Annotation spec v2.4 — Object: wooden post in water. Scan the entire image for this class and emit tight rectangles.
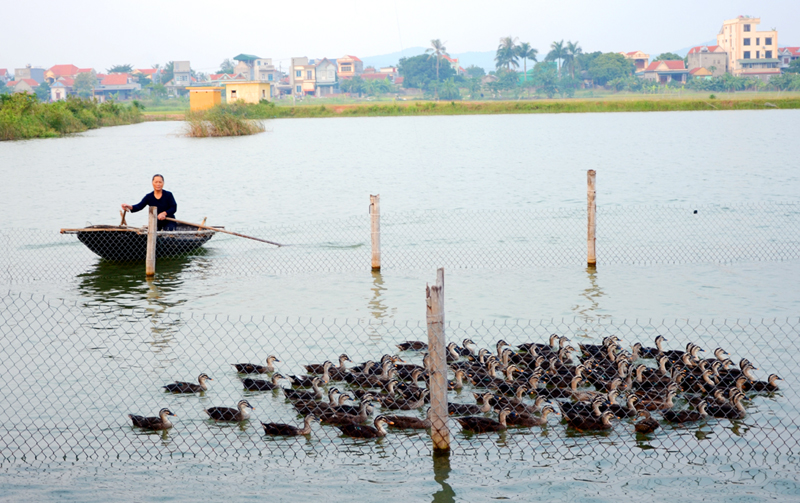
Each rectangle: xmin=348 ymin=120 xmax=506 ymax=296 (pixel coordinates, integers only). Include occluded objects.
xmin=370 ymin=194 xmax=381 ymax=271
xmin=145 ymin=206 xmax=157 ymax=276
xmin=587 ymin=170 xmax=597 ymax=267
xmin=426 ymin=267 xmax=449 ymax=454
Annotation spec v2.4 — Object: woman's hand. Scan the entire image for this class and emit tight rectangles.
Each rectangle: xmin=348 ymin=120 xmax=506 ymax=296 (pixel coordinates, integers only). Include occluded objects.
xmin=121 ymin=204 xmax=132 ymax=211
xmin=158 ymin=212 xmax=167 ymax=221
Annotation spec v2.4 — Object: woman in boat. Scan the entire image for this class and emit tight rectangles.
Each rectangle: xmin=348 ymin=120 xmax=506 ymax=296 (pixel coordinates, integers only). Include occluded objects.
xmin=122 ymin=174 xmax=177 ymax=231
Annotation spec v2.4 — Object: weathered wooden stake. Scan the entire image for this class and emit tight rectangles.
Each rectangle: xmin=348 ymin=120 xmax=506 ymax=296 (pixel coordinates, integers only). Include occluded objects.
xmin=145 ymin=206 xmax=157 ymax=276
xmin=587 ymin=170 xmax=597 ymax=267
xmin=370 ymin=194 xmax=381 ymax=271
xmin=426 ymin=267 xmax=450 ymax=454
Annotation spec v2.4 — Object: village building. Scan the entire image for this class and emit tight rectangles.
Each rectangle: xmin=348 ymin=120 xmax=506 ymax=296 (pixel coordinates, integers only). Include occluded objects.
xmin=687 ymin=46 xmax=728 ymax=77
xmin=717 ymin=16 xmax=779 ymax=80
xmin=189 ymin=87 xmax=224 ymax=111
xmin=441 ymin=55 xmax=465 ymax=76
xmin=6 ymin=79 xmax=40 ymax=94
xmin=50 ymin=78 xmax=74 ymax=101
xmin=621 ymin=51 xmax=650 ymax=73
xmin=642 ymin=60 xmax=689 ymax=84
xmin=778 ymin=47 xmax=800 ymax=70
xmin=14 ymin=65 xmax=46 ymax=84
xmin=165 ymin=61 xmax=192 ymax=95
xmin=689 ymin=67 xmax=713 ymax=80
xmin=134 ymin=68 xmax=162 ymax=83
xmin=290 ymin=57 xmax=316 ymax=96
xmin=336 ymin=55 xmax=363 ymax=79
xmin=93 ymin=73 xmax=141 ymax=101
xmin=223 ymin=81 xmax=271 ymax=104
xmin=45 ymin=64 xmax=80 ymax=83
xmin=0 ymin=69 xmax=10 ymax=84
xmin=314 ymin=58 xmax=338 ymax=96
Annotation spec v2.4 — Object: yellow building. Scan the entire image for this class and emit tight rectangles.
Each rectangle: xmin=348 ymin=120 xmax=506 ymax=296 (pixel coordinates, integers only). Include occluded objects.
xmin=189 ymin=87 xmax=224 ymax=111
xmin=717 ymin=16 xmax=780 ymax=79
xmin=620 ymin=51 xmax=649 ymax=73
xmin=224 ymin=81 xmax=271 ymax=103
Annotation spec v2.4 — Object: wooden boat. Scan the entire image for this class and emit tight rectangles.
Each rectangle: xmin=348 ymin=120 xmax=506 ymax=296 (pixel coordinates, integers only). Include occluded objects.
xmin=61 ymin=224 xmax=216 ymax=261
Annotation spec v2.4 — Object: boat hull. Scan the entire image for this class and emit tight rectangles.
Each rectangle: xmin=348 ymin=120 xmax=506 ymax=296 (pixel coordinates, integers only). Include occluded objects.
xmin=76 ymin=225 xmax=214 ymax=261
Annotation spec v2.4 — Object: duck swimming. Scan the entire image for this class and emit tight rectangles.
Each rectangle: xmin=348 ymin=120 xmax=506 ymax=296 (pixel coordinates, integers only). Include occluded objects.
xmin=242 ymin=373 xmax=289 ymax=391
xmin=565 ymin=410 xmax=616 ymax=432
xmin=661 ymin=402 xmax=709 ymax=423
xmin=128 ymin=408 xmax=176 ymax=430
xmin=396 ymin=341 xmax=428 ymax=351
xmin=162 ymin=374 xmax=212 ymax=393
xmin=262 ymin=414 xmax=318 ymax=436
xmin=384 ymin=407 xmax=432 ymax=429
xmin=337 ymin=415 xmax=393 ymax=438
xmin=504 ymin=404 xmax=559 ymax=428
xmin=231 ymin=355 xmax=280 ymax=374
xmin=456 ymin=408 xmax=514 ymax=433
xmin=634 ymin=410 xmax=660 ymax=434
xmin=744 ymin=374 xmax=781 ymax=392
xmin=205 ymin=400 xmax=255 ymax=421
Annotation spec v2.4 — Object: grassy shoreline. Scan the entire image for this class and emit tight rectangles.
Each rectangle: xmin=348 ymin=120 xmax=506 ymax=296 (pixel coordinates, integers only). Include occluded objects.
xmin=143 ymin=95 xmax=800 ymax=122
xmin=0 ymin=94 xmax=144 ymax=140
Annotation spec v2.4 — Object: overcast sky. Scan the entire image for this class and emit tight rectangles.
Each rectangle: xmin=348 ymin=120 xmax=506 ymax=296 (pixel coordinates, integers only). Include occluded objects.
xmin=5 ymin=0 xmax=799 ymax=73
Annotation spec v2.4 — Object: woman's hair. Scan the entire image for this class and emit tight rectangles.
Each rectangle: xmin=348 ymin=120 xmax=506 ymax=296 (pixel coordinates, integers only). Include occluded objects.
xmin=152 ymin=174 xmax=164 ymax=181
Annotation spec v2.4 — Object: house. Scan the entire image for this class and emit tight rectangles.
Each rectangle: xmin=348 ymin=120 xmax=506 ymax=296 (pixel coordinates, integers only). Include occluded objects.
xmin=50 ymin=78 xmax=74 ymax=100
xmin=14 ymin=65 xmax=46 ymax=84
xmin=7 ymin=79 xmax=40 ymax=94
xmin=0 ymin=69 xmax=10 ymax=84
xmin=717 ymin=16 xmax=778 ymax=78
xmin=134 ymin=68 xmax=162 ymax=83
xmin=223 ymin=81 xmax=271 ymax=104
xmin=208 ymin=72 xmax=247 ymax=83
xmin=45 ymin=64 xmax=80 ymax=83
xmin=314 ymin=58 xmax=338 ymax=96
xmin=642 ymin=60 xmax=689 ymax=84
xmin=687 ymin=46 xmax=728 ymax=77
xmin=290 ymin=57 xmax=316 ymax=96
xmin=441 ymin=55 xmax=464 ymax=75
xmin=189 ymin=87 xmax=223 ymax=110
xmin=94 ymin=73 xmax=141 ymax=101
xmin=167 ymin=61 xmax=192 ymax=95
xmin=689 ymin=67 xmax=713 ymax=80
xmin=778 ymin=47 xmax=800 ymax=70
xmin=361 ymin=72 xmax=394 ymax=83
xmin=337 ymin=55 xmax=363 ymax=79
xmin=738 ymin=58 xmax=781 ymax=81
xmin=621 ymin=51 xmax=650 ymax=73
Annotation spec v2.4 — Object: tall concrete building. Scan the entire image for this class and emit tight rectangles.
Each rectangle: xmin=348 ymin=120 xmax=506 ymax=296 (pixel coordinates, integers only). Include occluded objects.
xmin=717 ymin=16 xmax=780 ymax=80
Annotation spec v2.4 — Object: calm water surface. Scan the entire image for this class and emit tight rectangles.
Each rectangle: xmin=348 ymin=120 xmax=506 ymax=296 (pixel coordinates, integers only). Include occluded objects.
xmin=2 ymin=110 xmax=800 ymax=501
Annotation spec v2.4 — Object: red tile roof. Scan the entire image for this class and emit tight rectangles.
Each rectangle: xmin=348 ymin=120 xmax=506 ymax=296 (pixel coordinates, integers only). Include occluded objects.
xmin=58 ymin=77 xmax=75 ymax=86
xmin=442 ymin=55 xmax=457 ymax=63
xmin=9 ymin=79 xmax=40 ymax=88
xmin=101 ymin=74 xmax=130 ymax=85
xmin=394 ymin=76 xmax=404 ymax=85
xmin=779 ymin=47 xmax=800 ymax=56
xmin=136 ymin=69 xmax=158 ymax=75
xmin=688 ymin=45 xmax=721 ymax=54
xmin=77 ymin=68 xmax=94 ymax=74
xmin=339 ymin=55 xmax=362 ymax=62
xmin=0 ymin=69 xmax=8 ymax=76
xmin=689 ymin=68 xmax=708 ymax=75
xmin=48 ymin=64 xmax=80 ymax=77
xmin=645 ymin=60 xmax=686 ymax=71
xmin=361 ymin=73 xmax=391 ymax=81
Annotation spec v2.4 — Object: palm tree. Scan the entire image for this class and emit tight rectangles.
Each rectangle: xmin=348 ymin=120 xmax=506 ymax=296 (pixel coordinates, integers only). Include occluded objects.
xmin=564 ymin=41 xmax=583 ymax=79
xmin=426 ymin=39 xmax=448 ymax=92
xmin=495 ymin=36 xmax=520 ymax=70
xmin=545 ymin=40 xmax=566 ymax=77
xmin=516 ymin=42 xmax=538 ymax=81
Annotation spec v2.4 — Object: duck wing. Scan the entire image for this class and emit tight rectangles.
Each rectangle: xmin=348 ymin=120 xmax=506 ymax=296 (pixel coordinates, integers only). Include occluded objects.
xmin=128 ymin=414 xmax=169 ymax=430
xmin=232 ymin=363 xmax=266 ymax=374
xmin=242 ymin=378 xmax=276 ymax=391
xmin=383 ymin=415 xmax=428 ymax=429
xmin=205 ymin=407 xmax=240 ymax=421
xmin=262 ymin=422 xmax=300 ymax=435
xmin=338 ymin=424 xmax=379 ymax=438
xmin=448 ymin=403 xmax=482 ymax=416
xmin=163 ymin=382 xmax=201 ymax=393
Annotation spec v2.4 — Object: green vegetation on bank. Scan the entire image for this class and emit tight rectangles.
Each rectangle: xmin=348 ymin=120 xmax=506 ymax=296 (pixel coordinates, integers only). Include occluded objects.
xmin=0 ymin=93 xmax=143 ymax=141
xmin=184 ymin=102 xmax=267 ymax=137
xmin=213 ymin=96 xmax=800 ymax=120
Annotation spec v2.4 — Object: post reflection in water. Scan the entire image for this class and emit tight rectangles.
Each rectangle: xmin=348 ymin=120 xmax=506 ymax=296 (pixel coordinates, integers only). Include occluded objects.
xmin=432 ymin=454 xmax=456 ymax=503
xmin=573 ymin=265 xmax=608 ymax=321
xmin=368 ymin=270 xmax=390 ymax=320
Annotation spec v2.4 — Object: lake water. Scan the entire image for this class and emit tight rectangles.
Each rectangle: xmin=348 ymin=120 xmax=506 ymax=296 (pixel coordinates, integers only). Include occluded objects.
xmin=2 ymin=111 xmax=800 ymax=501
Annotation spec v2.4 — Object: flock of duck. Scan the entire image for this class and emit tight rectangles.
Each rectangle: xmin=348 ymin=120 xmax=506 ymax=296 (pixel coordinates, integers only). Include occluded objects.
xmin=128 ymin=334 xmax=782 ymax=440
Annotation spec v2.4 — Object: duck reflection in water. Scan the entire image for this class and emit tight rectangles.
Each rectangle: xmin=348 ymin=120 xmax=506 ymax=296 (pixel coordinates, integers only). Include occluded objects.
xmin=432 ymin=454 xmax=456 ymax=503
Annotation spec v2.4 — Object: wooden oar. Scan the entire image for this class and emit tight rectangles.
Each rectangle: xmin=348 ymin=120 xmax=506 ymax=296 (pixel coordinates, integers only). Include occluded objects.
xmin=165 ymin=217 xmax=284 ymax=247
